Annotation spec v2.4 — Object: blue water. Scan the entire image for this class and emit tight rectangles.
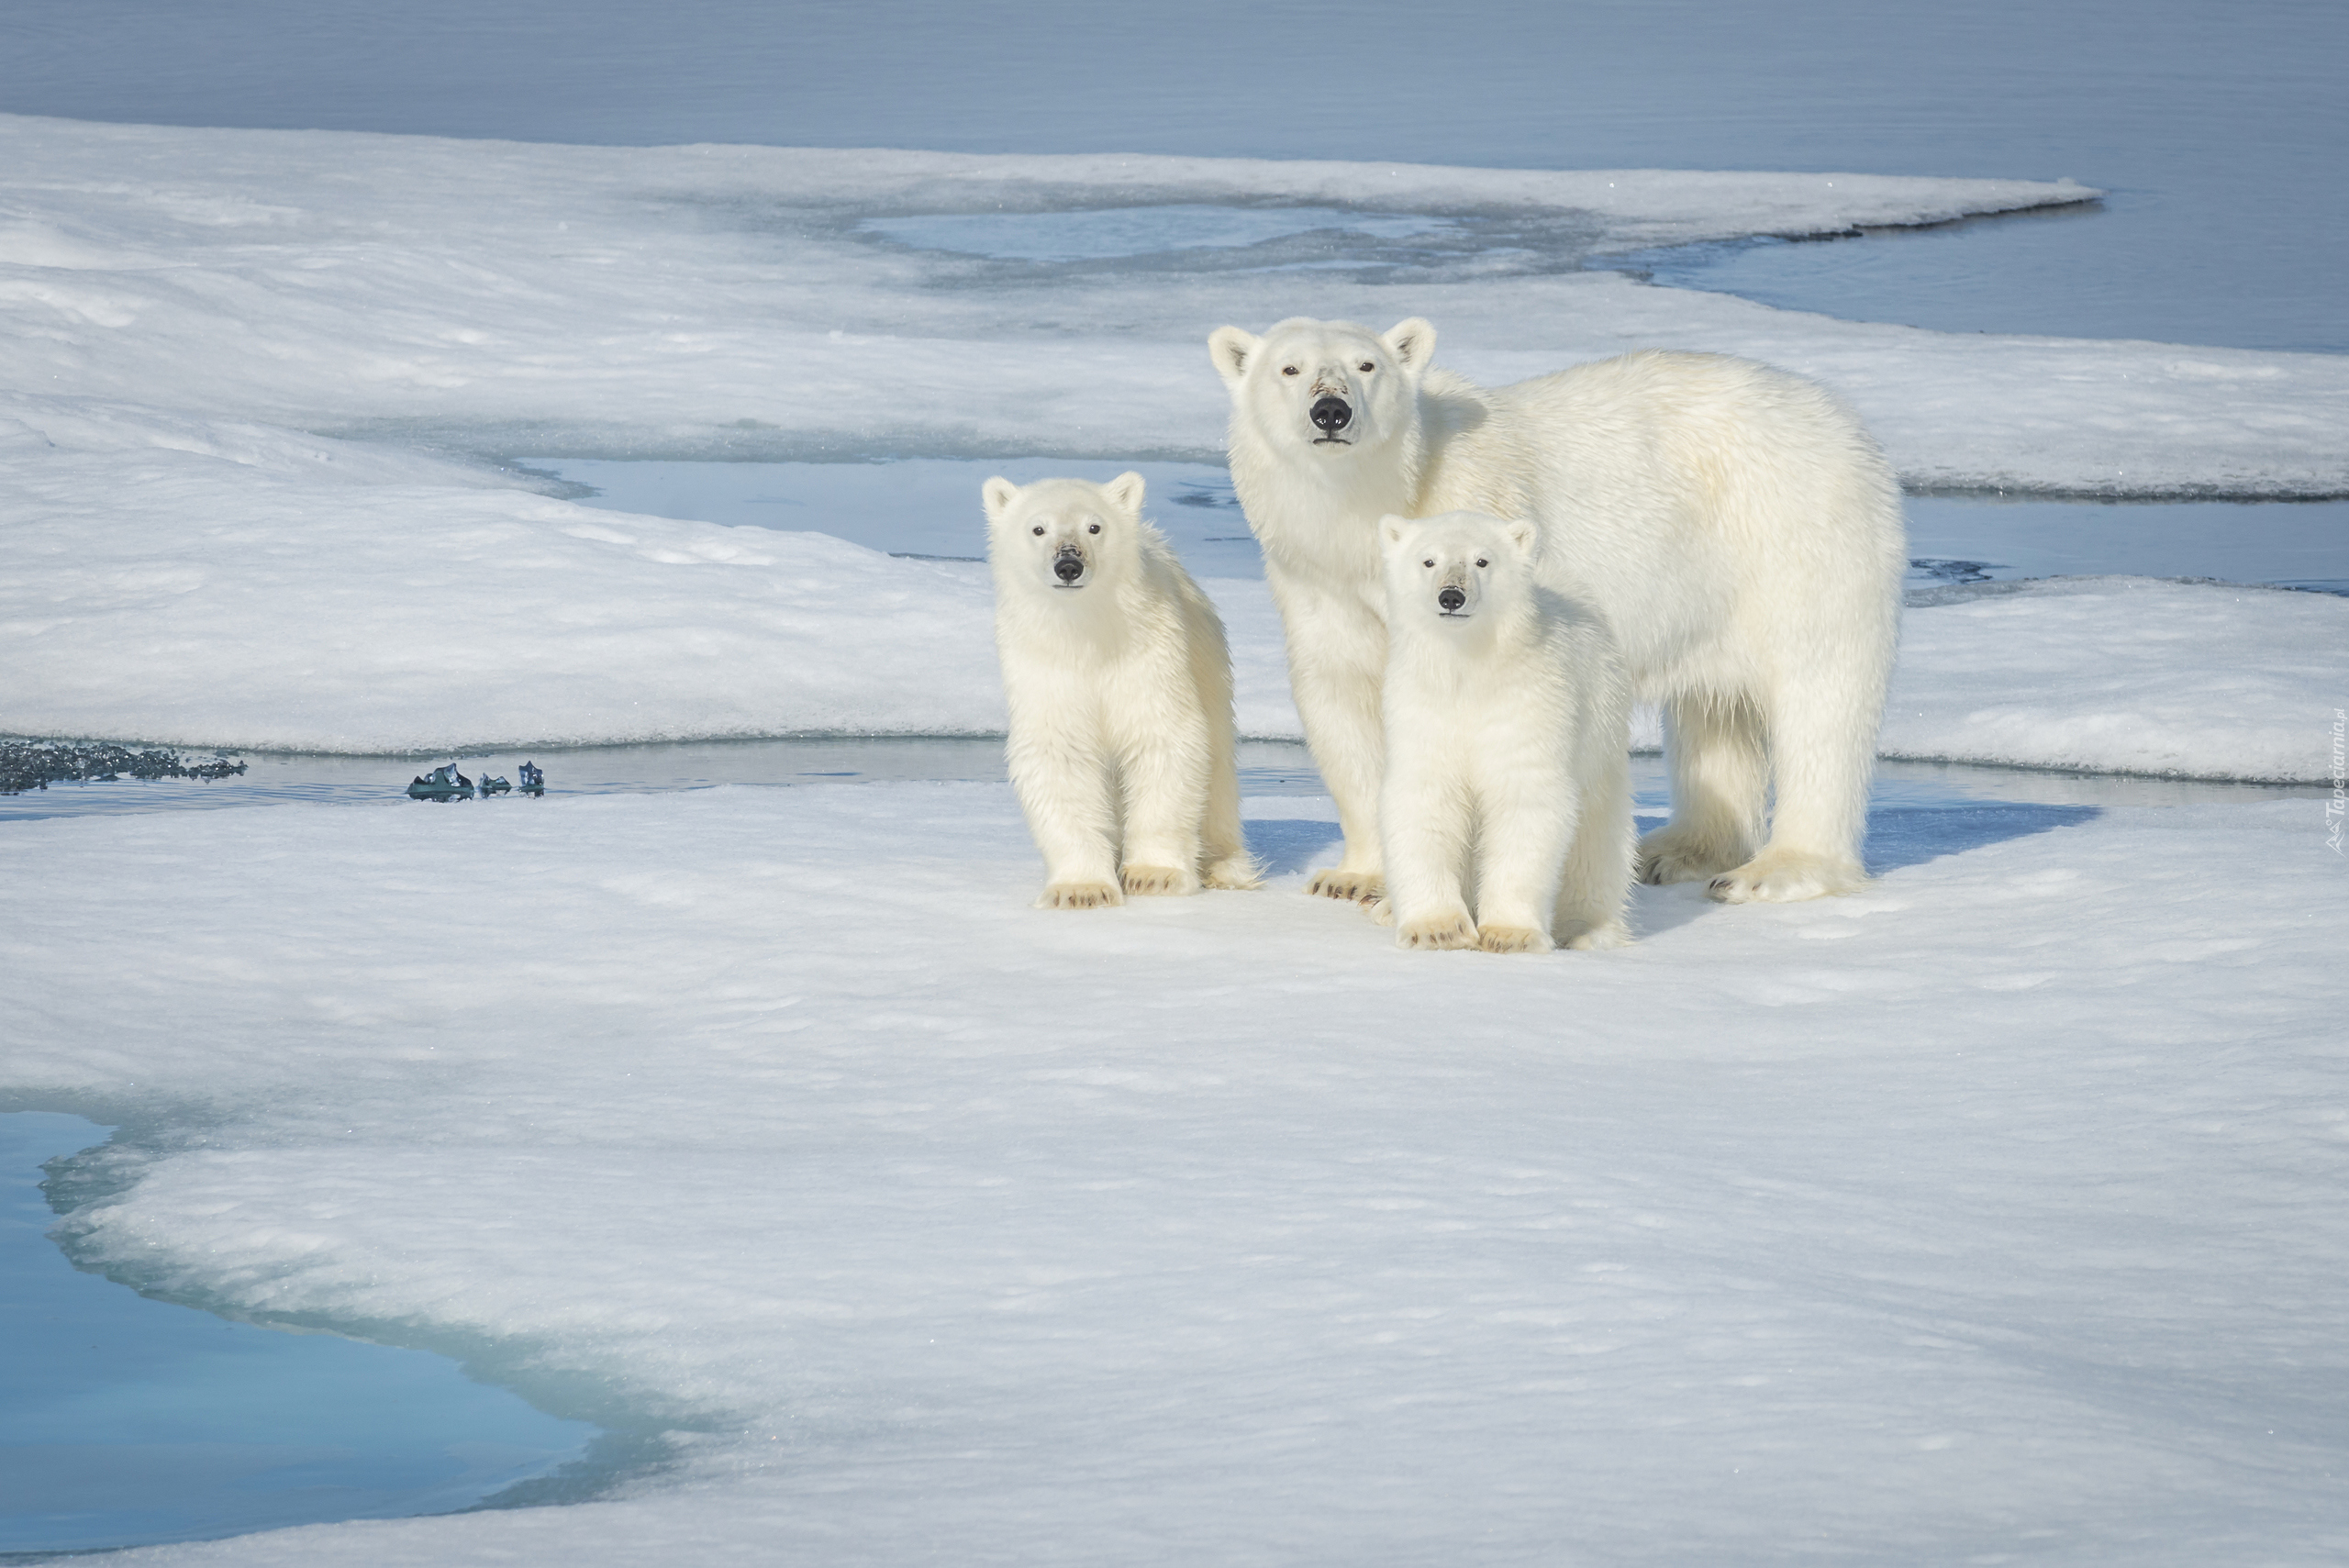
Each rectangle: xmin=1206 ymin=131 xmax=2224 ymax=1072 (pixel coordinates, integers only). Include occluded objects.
xmin=522 ymin=456 xmax=2349 ymax=597
xmin=2 ymin=0 xmax=2341 ymax=354
xmin=0 ymin=1113 xmax=598 ymax=1557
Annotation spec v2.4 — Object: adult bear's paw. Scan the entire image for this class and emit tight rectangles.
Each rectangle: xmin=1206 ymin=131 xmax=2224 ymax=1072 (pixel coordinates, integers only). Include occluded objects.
xmin=1306 ymin=867 xmax=1385 ymax=903
xmin=1635 ymin=827 xmax=1748 ymax=886
xmin=1706 ymin=850 xmax=1865 ymax=904
xmin=1202 ymin=854 xmax=1264 ymax=891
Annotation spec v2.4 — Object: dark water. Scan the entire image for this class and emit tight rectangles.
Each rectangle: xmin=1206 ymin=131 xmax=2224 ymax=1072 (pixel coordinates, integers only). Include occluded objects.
xmin=525 ymin=456 xmax=2349 ymax=597
xmin=0 ymin=1112 xmax=599 ymax=1557
xmin=0 ymin=736 xmax=2318 ymax=828
xmin=1 ymin=1 xmax=2342 ymax=353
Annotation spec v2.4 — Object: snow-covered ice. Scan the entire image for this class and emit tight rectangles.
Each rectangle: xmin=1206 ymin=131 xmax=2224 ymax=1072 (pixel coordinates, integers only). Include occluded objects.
xmin=3 ymin=114 xmax=2343 ymax=493
xmin=6 ymin=780 xmax=2344 ymax=1564
xmin=5 ymin=411 xmax=2339 ymax=775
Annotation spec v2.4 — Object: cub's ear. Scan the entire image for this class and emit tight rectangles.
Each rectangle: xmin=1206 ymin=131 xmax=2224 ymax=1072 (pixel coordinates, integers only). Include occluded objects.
xmin=981 ymin=476 xmax=1021 ymax=525
xmin=1103 ymin=471 xmax=1145 ymax=515
xmin=1382 ymin=317 xmax=1437 ymax=373
xmin=1208 ymin=325 xmax=1261 ymax=390
xmin=1507 ymin=518 xmax=1540 ymax=560
xmin=1379 ymin=514 xmax=1410 ymax=551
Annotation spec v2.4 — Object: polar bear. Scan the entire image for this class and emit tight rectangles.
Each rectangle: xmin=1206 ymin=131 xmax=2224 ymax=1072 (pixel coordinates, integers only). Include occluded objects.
xmin=1371 ymin=511 xmax=1634 ymax=953
xmin=1208 ymin=317 xmax=1906 ymax=905
xmin=984 ymin=473 xmax=1262 ymax=908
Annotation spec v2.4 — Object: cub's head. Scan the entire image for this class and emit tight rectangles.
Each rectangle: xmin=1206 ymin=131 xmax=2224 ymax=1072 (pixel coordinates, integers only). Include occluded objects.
xmin=1379 ymin=510 xmax=1540 ymax=628
xmin=1207 ymin=317 xmax=1435 ymax=461
xmin=981 ymin=473 xmax=1147 ymax=595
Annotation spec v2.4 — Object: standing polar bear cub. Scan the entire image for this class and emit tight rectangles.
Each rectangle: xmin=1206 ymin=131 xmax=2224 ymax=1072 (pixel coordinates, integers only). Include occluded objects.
xmin=1209 ymin=317 xmax=1906 ymax=905
xmin=1373 ymin=511 xmax=1634 ymax=954
xmin=984 ymin=473 xmax=1261 ymax=908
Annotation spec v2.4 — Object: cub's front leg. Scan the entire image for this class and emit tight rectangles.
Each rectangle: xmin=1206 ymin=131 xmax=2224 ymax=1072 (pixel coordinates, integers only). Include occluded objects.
xmin=1378 ymin=749 xmax=1475 ymax=950
xmin=1008 ymin=722 xmax=1124 ymax=910
xmin=1113 ymin=695 xmax=1211 ymax=898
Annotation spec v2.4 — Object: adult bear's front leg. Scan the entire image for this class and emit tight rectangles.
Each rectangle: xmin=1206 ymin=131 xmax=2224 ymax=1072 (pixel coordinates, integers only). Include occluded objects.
xmin=1278 ymin=591 xmax=1389 ymax=902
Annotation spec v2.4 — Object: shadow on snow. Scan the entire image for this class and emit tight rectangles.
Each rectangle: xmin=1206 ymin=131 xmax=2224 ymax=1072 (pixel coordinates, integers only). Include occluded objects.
xmin=1252 ymin=803 xmax=2100 ymax=890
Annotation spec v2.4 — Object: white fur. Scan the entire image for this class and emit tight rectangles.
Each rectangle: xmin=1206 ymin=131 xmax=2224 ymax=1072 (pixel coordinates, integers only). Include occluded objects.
xmin=1368 ymin=512 xmax=1635 ymax=954
xmin=1208 ymin=317 xmax=1906 ymax=904
xmin=984 ymin=473 xmax=1261 ymax=908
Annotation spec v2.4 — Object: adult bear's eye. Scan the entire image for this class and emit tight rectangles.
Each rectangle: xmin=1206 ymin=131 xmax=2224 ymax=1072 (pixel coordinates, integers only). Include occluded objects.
xmin=1282 ymin=365 xmax=1299 ymax=376
xmin=1032 ymin=526 xmax=1045 ymax=536
xmin=1475 ymin=558 xmax=1489 ymax=567
xmin=1358 ymin=361 xmax=1375 ymax=373
xmin=1087 ymin=522 xmax=1101 ymax=534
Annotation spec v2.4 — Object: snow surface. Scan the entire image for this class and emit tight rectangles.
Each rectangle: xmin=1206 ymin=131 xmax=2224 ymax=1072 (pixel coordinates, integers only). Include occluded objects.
xmin=6 ymin=782 xmax=2345 ymax=1564
xmin=5 ymin=406 xmax=2339 ymax=776
xmin=3 ymin=113 xmax=2343 ymax=496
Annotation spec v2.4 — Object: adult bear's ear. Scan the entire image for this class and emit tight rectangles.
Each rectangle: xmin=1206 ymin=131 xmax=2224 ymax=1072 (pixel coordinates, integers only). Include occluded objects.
xmin=1103 ymin=472 xmax=1145 ymax=514
xmin=981 ymin=476 xmax=1020 ymax=524
xmin=1208 ymin=326 xmax=1260 ymax=389
xmin=1382 ymin=317 xmax=1436 ymax=373
xmin=1507 ymin=518 xmax=1540 ymax=561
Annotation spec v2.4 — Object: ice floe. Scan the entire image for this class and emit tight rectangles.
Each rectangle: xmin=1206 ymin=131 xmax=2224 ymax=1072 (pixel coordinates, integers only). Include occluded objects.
xmin=6 ymin=780 xmax=2343 ymax=1564
xmin=3 ymin=114 xmax=2342 ymax=495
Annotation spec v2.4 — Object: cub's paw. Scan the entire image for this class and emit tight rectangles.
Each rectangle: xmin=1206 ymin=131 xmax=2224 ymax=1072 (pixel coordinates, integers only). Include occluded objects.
xmin=1635 ymin=828 xmax=1746 ymax=886
xmin=1562 ymin=918 xmax=1633 ymax=951
xmin=1476 ymin=924 xmax=1554 ymax=955
xmin=1306 ymin=868 xmax=1386 ymax=903
xmin=1706 ymin=851 xmax=1865 ymax=905
xmin=1038 ymin=880 xmax=1124 ymax=910
xmin=1121 ymin=864 xmax=1201 ymax=897
xmin=1202 ymin=854 xmax=1265 ymax=891
xmin=1396 ymin=909 xmax=1476 ymax=951
xmin=1362 ymin=895 xmax=1396 ymax=928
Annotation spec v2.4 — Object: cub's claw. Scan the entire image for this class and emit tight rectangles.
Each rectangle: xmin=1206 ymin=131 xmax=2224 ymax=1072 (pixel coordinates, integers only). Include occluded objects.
xmin=1396 ymin=910 xmax=1476 ymax=951
xmin=1475 ymin=924 xmax=1553 ymax=954
xmin=1120 ymin=864 xmax=1200 ymax=897
xmin=1039 ymin=880 xmax=1123 ymax=909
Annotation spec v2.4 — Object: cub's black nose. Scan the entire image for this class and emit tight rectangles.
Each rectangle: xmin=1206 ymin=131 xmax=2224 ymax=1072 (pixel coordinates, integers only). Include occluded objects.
xmin=1438 ymin=586 xmax=1466 ymax=612
xmin=1309 ymin=395 xmax=1352 ymax=433
xmin=1054 ymin=553 xmax=1085 ymax=583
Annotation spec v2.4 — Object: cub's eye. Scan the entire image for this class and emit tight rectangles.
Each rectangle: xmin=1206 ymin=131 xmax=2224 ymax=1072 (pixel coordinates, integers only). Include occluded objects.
xmin=1031 ymin=525 xmax=1045 ymax=536
xmin=1475 ymin=558 xmax=1489 ymax=568
xmin=1358 ymin=361 xmax=1375 ymax=373
xmin=1087 ymin=522 xmax=1101 ymax=534
xmin=1282 ymin=365 xmax=1300 ymax=376
xmin=1422 ymin=559 xmax=1436 ymax=569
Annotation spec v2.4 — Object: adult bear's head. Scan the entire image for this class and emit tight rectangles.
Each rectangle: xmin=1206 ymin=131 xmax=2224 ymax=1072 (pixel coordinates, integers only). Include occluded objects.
xmin=980 ymin=472 xmax=1148 ymax=596
xmin=1207 ymin=317 xmax=1435 ymax=464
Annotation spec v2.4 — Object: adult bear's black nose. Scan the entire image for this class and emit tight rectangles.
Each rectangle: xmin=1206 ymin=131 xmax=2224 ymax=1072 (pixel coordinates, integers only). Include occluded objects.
xmin=1054 ymin=553 xmax=1085 ymax=583
xmin=1438 ymin=586 xmax=1466 ymax=612
xmin=1310 ymin=395 xmax=1352 ymax=433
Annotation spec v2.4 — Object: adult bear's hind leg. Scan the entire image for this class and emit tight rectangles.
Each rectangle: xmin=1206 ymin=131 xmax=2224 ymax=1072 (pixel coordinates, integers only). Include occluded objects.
xmin=1706 ymin=673 xmax=1874 ymax=904
xmin=1637 ymin=691 xmax=1765 ymax=885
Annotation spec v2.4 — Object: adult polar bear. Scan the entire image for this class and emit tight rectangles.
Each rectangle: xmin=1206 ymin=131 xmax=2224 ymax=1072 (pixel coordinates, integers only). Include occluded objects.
xmin=1209 ymin=317 xmax=1906 ymax=904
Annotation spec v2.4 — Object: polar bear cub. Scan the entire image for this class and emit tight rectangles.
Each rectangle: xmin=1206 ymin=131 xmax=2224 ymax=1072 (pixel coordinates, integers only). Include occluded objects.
xmin=984 ymin=473 xmax=1261 ymax=908
xmin=1372 ymin=511 xmax=1634 ymax=953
